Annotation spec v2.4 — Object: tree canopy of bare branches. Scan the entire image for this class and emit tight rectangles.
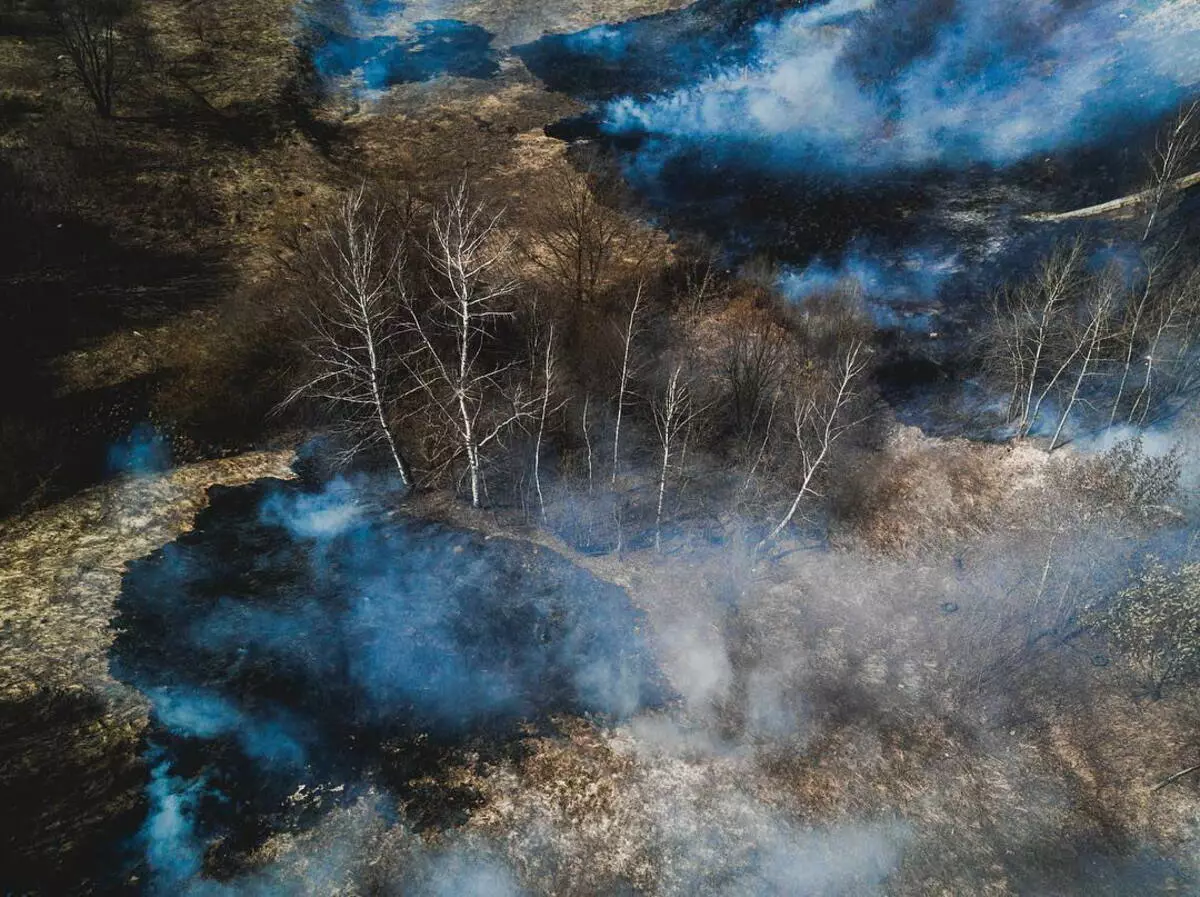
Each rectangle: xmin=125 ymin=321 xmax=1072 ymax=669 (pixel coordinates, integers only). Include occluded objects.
xmin=47 ymin=0 xmax=134 ymax=118
xmin=651 ymin=364 xmax=705 ymax=551
xmin=521 ymin=162 xmax=655 ymax=304
xmin=758 ymin=340 xmax=871 ymax=553
xmin=985 ymin=240 xmax=1200 ymax=440
xmin=400 ymin=178 xmax=535 ymax=508
xmin=282 ymin=187 xmax=414 ymax=487
xmin=1144 ymin=101 xmax=1200 ymax=242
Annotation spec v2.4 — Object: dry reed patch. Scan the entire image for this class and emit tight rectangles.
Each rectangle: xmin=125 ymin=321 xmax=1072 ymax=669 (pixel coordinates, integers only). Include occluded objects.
xmin=842 ymin=425 xmax=1049 ymax=556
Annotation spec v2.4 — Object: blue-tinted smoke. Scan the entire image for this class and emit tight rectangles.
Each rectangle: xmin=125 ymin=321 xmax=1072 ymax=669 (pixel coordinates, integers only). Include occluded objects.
xmin=148 ymin=688 xmax=308 ymax=768
xmin=303 ymin=0 xmax=500 ymax=93
xmin=107 ymin=423 xmax=170 ymax=476
xmin=779 ymin=244 xmax=961 ymax=326
xmin=114 ymin=476 xmax=663 ymax=887
xmin=604 ymin=0 xmax=1200 ymax=175
xmin=120 ymin=477 xmax=659 ymax=733
xmin=140 ymin=752 xmax=206 ymax=887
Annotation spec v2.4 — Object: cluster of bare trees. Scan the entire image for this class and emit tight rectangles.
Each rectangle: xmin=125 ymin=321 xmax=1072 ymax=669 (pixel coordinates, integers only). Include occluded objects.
xmin=286 ymin=181 xmax=544 ymax=509
xmin=983 ymin=240 xmax=1200 ymax=447
xmin=286 ymin=179 xmax=875 ymax=553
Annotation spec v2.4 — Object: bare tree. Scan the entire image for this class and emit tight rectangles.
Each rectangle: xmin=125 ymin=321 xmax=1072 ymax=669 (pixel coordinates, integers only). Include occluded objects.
xmin=522 ymin=162 xmax=654 ymax=304
xmin=676 ymin=249 xmax=725 ymax=320
xmin=983 ymin=240 xmax=1088 ymax=434
xmin=283 ymin=187 xmax=414 ymax=487
xmin=1128 ymin=266 xmax=1200 ymax=424
xmin=581 ymin=393 xmax=595 ymax=494
xmin=757 ymin=341 xmax=870 ymax=553
xmin=48 ymin=0 xmax=133 ymax=118
xmin=1050 ymin=279 xmax=1115 ymax=450
xmin=721 ymin=307 xmax=787 ymax=446
xmin=1109 ymin=250 xmax=1171 ymax=425
xmin=651 ymin=365 xmax=704 ymax=552
xmin=611 ymin=283 xmax=643 ymax=485
xmin=532 ymin=324 xmax=565 ymax=521
xmin=400 ymin=178 xmax=534 ymax=508
xmin=1144 ymin=101 xmax=1200 ymax=242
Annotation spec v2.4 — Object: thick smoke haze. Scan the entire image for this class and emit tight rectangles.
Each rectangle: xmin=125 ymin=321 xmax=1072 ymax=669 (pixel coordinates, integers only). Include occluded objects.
xmin=605 ymin=0 xmax=1200 ymax=175
xmin=299 ymin=1 xmax=499 ymax=91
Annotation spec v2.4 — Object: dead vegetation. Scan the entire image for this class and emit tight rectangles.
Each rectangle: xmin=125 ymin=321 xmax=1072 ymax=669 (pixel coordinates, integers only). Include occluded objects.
xmin=4 ymin=0 xmax=1200 ymax=893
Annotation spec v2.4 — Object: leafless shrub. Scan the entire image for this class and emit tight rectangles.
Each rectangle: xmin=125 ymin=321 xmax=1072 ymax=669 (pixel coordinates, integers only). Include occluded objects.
xmin=519 ymin=161 xmax=656 ymax=305
xmin=47 ymin=0 xmax=136 ymax=118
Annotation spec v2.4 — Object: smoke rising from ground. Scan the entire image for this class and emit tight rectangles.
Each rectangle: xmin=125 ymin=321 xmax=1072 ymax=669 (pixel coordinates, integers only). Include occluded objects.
xmin=605 ymin=0 xmax=1200 ymax=175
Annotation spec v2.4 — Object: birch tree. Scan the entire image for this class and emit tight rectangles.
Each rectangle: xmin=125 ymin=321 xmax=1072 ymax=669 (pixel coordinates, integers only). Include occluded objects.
xmin=1144 ymin=101 xmax=1200 ymax=242
xmin=757 ymin=341 xmax=870 ymax=554
xmin=400 ymin=178 xmax=534 ymax=508
xmin=1109 ymin=250 xmax=1171 ymax=425
xmin=1049 ymin=280 xmax=1115 ymax=450
xmin=531 ymin=324 xmax=565 ymax=521
xmin=611 ymin=283 xmax=643 ymax=485
xmin=984 ymin=240 xmax=1087 ymax=434
xmin=651 ymin=365 xmax=704 ymax=552
xmin=283 ymin=187 xmax=414 ymax=487
xmin=1129 ymin=266 xmax=1200 ymax=424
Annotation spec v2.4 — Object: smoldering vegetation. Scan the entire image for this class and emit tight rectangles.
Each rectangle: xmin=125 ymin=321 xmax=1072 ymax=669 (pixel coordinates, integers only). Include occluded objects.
xmin=7 ymin=0 xmax=1200 ymax=893
xmin=109 ymin=475 xmax=664 ymax=885
xmin=93 ymin=428 xmax=1200 ymax=895
xmin=299 ymin=1 xmax=501 ymax=92
xmin=529 ymin=0 xmax=1200 ymax=336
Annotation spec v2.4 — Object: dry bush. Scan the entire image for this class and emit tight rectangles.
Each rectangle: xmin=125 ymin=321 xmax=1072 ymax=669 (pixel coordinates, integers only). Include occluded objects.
xmin=517 ymin=158 xmax=659 ymax=305
xmin=1084 ymin=557 xmax=1200 ymax=699
xmin=837 ymin=427 xmax=1023 ymax=556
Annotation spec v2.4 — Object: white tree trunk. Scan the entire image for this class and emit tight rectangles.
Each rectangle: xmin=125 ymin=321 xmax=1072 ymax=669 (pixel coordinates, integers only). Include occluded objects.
xmin=612 ymin=284 xmax=642 ymax=485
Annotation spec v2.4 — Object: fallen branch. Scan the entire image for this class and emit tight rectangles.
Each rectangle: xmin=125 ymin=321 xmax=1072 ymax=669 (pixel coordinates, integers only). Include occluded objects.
xmin=1023 ymin=170 xmax=1200 ymax=224
xmin=1150 ymin=764 xmax=1200 ymax=793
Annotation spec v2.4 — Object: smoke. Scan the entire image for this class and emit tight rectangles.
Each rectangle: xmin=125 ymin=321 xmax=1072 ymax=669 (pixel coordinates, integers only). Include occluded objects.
xmin=108 ymin=422 xmax=171 ymax=476
xmin=778 ymin=244 xmax=961 ymax=328
xmin=147 ymin=689 xmax=308 ymax=768
xmin=113 ymin=475 xmax=667 ymax=889
xmin=141 ymin=751 xmax=206 ymax=887
xmin=300 ymin=2 xmax=499 ymax=92
xmin=120 ymin=477 xmax=661 ymax=730
xmin=604 ymin=0 xmax=1200 ymax=176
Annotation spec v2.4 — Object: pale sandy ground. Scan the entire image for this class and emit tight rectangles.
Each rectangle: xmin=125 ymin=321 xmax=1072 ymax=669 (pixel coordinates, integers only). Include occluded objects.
xmin=0 ymin=451 xmax=296 ymax=706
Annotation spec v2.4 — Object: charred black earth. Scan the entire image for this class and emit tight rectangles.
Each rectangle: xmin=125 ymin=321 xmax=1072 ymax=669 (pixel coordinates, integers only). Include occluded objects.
xmin=109 ymin=478 xmax=665 ymax=886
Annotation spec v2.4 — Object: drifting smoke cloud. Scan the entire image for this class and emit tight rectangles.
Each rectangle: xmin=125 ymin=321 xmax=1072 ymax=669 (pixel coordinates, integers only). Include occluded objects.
xmin=107 ymin=422 xmax=171 ymax=476
xmin=300 ymin=1 xmax=499 ymax=91
xmin=778 ymin=244 xmax=962 ymax=328
xmin=114 ymin=476 xmax=664 ymax=890
xmin=120 ymin=477 xmax=661 ymax=735
xmin=605 ymin=0 xmax=1200 ymax=175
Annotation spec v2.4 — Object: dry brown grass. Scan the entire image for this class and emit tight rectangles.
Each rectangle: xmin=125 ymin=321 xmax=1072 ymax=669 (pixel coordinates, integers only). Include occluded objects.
xmin=840 ymin=424 xmax=1050 ymax=556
